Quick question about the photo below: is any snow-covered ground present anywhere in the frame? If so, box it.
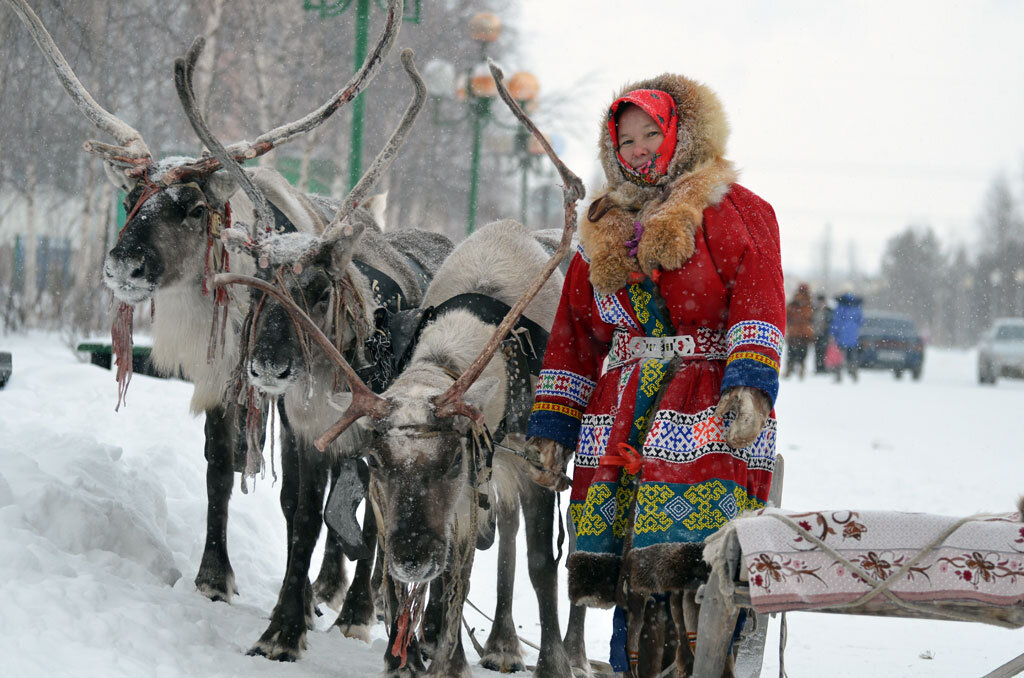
[1,331,1022,677]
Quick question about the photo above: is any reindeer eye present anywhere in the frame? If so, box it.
[188,204,207,220]
[313,289,331,314]
[366,454,380,472]
[446,451,463,479]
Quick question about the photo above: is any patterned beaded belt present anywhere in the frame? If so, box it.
[606,328,728,370]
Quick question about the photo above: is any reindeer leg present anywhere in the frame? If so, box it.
[249,419,328,661]
[563,603,592,677]
[425,548,473,677]
[194,404,237,602]
[314,457,349,610]
[670,591,695,677]
[419,578,444,662]
[479,494,526,672]
[637,596,668,678]
[520,480,573,678]
[562,502,592,678]
[334,501,378,641]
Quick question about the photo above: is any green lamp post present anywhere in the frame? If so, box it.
[303,0,421,191]
[421,13,539,235]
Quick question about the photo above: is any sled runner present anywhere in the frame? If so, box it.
[694,499,1024,677]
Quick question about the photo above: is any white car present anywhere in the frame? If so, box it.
[978,318,1024,384]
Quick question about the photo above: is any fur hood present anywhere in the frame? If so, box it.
[581,73,739,294]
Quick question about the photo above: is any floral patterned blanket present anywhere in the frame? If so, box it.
[725,508,1024,620]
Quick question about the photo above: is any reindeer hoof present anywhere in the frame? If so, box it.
[194,560,237,603]
[246,640,303,662]
[334,621,372,643]
[195,579,237,603]
[479,652,526,673]
[313,578,348,611]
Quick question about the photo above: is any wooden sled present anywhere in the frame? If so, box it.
[694,491,1024,678]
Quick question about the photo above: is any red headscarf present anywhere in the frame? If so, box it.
[607,89,678,186]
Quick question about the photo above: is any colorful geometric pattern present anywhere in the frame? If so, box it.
[726,351,780,372]
[530,401,582,420]
[639,359,666,398]
[576,243,590,263]
[727,320,784,355]
[594,289,642,332]
[631,480,766,547]
[577,414,614,467]
[643,407,778,468]
[745,418,777,471]
[535,369,596,407]
[643,406,730,462]
[571,474,638,544]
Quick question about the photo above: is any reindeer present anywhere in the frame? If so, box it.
[202,48,456,659]
[215,61,591,677]
[6,0,408,646]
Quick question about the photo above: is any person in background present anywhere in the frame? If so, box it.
[812,293,832,373]
[830,288,864,382]
[524,73,784,676]
[784,283,815,379]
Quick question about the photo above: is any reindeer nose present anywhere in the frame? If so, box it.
[250,359,291,381]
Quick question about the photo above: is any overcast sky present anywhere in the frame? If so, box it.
[511,0,1024,281]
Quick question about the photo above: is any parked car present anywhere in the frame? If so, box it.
[856,311,925,379]
[977,317,1024,384]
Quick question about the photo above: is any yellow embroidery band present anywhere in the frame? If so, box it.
[726,351,780,372]
[531,402,583,420]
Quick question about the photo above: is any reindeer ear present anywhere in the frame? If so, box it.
[325,217,367,273]
[362,192,388,231]
[204,171,240,208]
[103,163,135,193]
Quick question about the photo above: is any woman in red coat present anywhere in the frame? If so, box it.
[526,73,785,674]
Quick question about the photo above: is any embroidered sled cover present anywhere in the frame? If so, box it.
[721,508,1024,625]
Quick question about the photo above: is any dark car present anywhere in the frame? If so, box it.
[856,311,925,379]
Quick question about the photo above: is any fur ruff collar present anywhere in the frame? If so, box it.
[580,73,738,295]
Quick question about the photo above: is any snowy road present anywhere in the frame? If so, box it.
[1,332,1022,677]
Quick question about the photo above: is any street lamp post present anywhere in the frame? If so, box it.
[303,0,422,191]
[1014,267,1024,315]
[422,13,539,235]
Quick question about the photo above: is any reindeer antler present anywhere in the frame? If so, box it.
[6,0,152,165]
[322,48,426,242]
[148,0,403,184]
[174,36,274,237]
[255,47,427,273]
[430,60,585,421]
[214,49,428,452]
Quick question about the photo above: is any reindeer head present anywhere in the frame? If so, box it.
[244,199,384,396]
[7,0,403,305]
[104,170,242,303]
[360,373,500,582]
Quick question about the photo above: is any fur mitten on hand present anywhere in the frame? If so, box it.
[524,437,573,491]
[714,386,771,449]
